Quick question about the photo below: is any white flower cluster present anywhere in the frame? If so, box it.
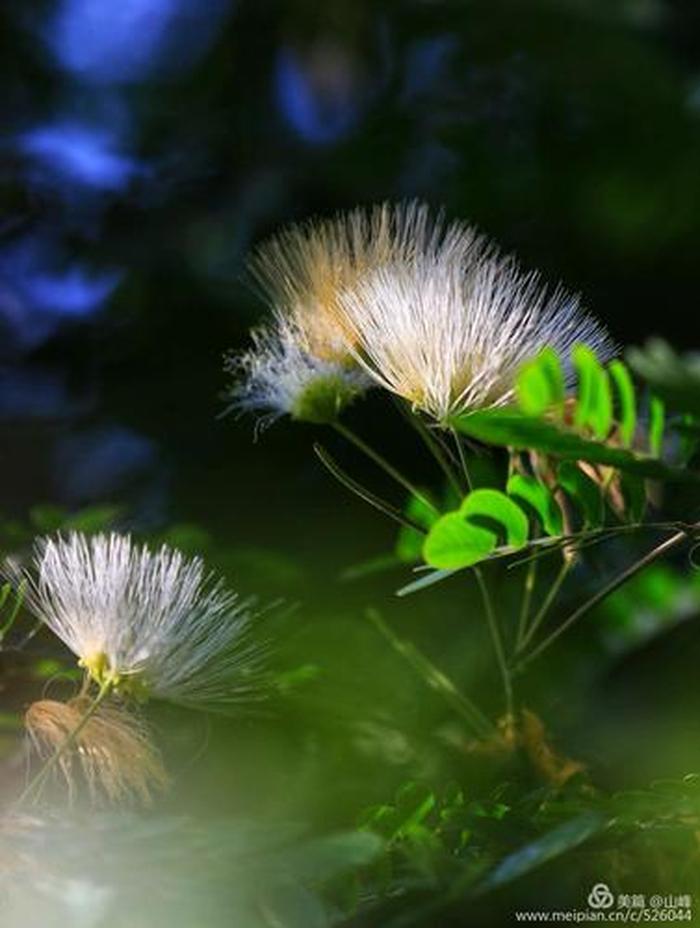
[228,201,614,425]
[19,532,269,711]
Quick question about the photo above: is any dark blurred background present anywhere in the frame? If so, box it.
[3,0,700,841]
[2,0,700,531]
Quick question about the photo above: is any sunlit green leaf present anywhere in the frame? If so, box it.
[627,339,700,416]
[460,489,529,548]
[573,344,613,439]
[517,348,565,417]
[649,395,665,457]
[609,360,637,447]
[423,513,497,569]
[506,474,563,536]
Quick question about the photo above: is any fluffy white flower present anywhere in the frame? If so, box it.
[16,533,269,711]
[247,201,455,365]
[225,314,370,429]
[336,231,616,421]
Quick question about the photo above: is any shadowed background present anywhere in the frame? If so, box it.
[2,1,700,922]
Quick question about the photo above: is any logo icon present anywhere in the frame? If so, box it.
[588,883,615,909]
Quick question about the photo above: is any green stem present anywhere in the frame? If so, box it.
[515,557,537,652]
[314,444,426,534]
[400,406,463,498]
[450,426,473,492]
[516,526,695,671]
[367,608,495,738]
[17,679,112,807]
[332,422,438,515]
[474,567,513,720]
[517,559,571,654]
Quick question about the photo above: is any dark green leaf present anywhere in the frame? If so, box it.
[451,410,696,482]
[477,811,607,892]
[506,474,563,536]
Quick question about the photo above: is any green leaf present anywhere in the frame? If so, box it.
[423,513,497,570]
[395,494,439,563]
[477,811,607,893]
[460,489,529,548]
[64,505,121,533]
[573,344,613,439]
[451,410,695,482]
[506,474,563,536]
[609,360,637,447]
[396,568,459,597]
[423,490,528,569]
[517,348,565,417]
[649,395,665,457]
[556,461,604,526]
[627,339,700,416]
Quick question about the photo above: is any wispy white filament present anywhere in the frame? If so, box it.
[18,533,269,710]
[337,234,616,421]
[225,314,370,429]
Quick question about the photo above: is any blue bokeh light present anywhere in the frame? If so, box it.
[275,46,362,145]
[47,0,230,84]
[18,120,146,193]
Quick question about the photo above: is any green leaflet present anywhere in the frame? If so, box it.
[557,461,604,526]
[649,395,665,457]
[573,344,613,439]
[423,489,528,569]
[609,360,637,447]
[506,474,563,536]
[516,347,566,417]
[450,409,695,482]
[395,493,439,563]
[423,513,497,569]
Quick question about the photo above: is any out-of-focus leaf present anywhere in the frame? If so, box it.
[556,461,604,526]
[275,832,383,884]
[260,883,329,928]
[64,505,121,533]
[649,395,665,457]
[396,494,439,563]
[477,811,607,892]
[507,474,563,536]
[573,344,613,439]
[627,339,700,416]
[396,568,459,597]
[609,360,637,447]
[451,410,695,481]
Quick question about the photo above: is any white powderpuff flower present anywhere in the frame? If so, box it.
[16,533,269,711]
[336,234,616,422]
[246,200,473,365]
[225,314,371,430]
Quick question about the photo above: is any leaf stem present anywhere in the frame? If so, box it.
[517,558,572,654]
[366,608,495,738]
[474,567,513,720]
[314,444,426,533]
[397,404,463,498]
[515,526,696,671]
[515,557,537,652]
[332,422,438,515]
